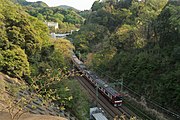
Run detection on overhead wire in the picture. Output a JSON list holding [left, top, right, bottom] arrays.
[[92, 67, 180, 119]]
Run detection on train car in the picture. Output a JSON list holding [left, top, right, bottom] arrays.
[[84, 70, 99, 85], [71, 54, 122, 107], [72, 54, 86, 71], [94, 78, 122, 107], [103, 86, 122, 107]]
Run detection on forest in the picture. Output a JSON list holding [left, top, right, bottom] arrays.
[[0, 0, 179, 119], [71, 0, 180, 114], [0, 0, 89, 119], [26, 7, 84, 33], [12, 0, 84, 33]]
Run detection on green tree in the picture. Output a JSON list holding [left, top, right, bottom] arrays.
[[1, 45, 30, 78], [110, 24, 135, 50], [71, 0, 180, 115], [91, 0, 102, 11], [156, 4, 180, 48]]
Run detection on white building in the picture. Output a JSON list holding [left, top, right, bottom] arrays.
[[45, 22, 59, 29], [50, 33, 70, 39]]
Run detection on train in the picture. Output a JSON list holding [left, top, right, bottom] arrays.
[[72, 54, 122, 107]]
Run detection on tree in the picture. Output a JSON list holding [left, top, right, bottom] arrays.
[[51, 38, 75, 58], [110, 24, 135, 50], [91, 0, 102, 11], [71, 0, 180, 116], [36, 13, 44, 21], [156, 4, 180, 48], [1, 45, 30, 78]]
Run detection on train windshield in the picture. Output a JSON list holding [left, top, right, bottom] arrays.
[[115, 96, 122, 101]]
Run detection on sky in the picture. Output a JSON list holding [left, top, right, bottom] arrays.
[[26, 0, 97, 11]]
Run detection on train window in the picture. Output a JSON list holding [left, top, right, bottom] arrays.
[[105, 91, 108, 96], [109, 95, 112, 99], [115, 96, 122, 101], [104, 84, 108, 87]]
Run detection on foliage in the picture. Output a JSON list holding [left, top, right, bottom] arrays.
[[71, 0, 180, 114], [0, 69, 88, 120], [51, 38, 75, 58], [88, 0, 132, 32], [58, 5, 79, 12], [0, 45, 30, 78], [72, 23, 109, 56], [11, 0, 48, 8], [30, 68, 90, 120], [110, 24, 136, 50], [26, 6, 84, 33], [0, 0, 73, 81], [0, 0, 48, 78], [78, 10, 91, 19], [0, 0, 90, 119], [156, 4, 180, 48], [30, 38, 74, 76], [56, 78, 90, 120]]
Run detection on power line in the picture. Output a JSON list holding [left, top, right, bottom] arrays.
[[92, 67, 180, 119]]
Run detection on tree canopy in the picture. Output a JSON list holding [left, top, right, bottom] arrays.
[[25, 6, 84, 33], [0, 0, 49, 77], [71, 0, 180, 114]]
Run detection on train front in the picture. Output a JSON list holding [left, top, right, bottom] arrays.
[[113, 94, 122, 107]]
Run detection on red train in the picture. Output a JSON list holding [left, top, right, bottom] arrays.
[[72, 54, 122, 107]]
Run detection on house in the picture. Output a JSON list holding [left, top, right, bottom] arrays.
[[45, 21, 59, 29]]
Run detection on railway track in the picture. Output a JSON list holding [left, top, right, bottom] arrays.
[[75, 75, 139, 120], [71, 54, 155, 120], [75, 76, 116, 119]]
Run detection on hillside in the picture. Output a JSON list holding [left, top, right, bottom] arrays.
[[0, 0, 89, 119], [26, 6, 83, 33], [13, 0, 84, 33], [58, 5, 80, 12], [11, 0, 48, 7], [71, 0, 180, 116], [0, 73, 67, 120]]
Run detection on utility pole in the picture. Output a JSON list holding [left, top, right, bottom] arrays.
[[110, 75, 123, 93], [95, 85, 99, 107], [120, 76, 123, 93]]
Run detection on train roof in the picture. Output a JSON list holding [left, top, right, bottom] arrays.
[[94, 77, 120, 96], [95, 78, 108, 88], [72, 54, 76, 57], [85, 70, 99, 79], [85, 70, 94, 75], [104, 86, 120, 96], [92, 113, 108, 120], [84, 70, 120, 96], [72, 56, 83, 65], [79, 64, 86, 68]]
